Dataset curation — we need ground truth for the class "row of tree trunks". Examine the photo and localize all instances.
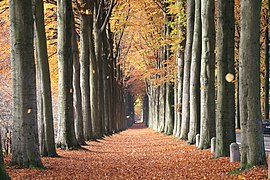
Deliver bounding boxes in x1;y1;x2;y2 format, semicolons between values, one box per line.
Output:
145;0;267;170
7;0;130;172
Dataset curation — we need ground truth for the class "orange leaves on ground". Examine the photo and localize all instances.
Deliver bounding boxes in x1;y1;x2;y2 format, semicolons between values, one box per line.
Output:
6;123;268;179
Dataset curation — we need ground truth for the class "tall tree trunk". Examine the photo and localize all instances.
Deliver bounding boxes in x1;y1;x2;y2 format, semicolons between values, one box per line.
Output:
72;17;86;145
265;5;269;120
174;0;185;138
215;0;235;158
89;23;100;139
34;0;57;157
56;0;80;149
102;28;110;134
80;0;93;141
239;0;266;169
10;0;43;168
188;0;201;144
199;0;215;150
180;0;195;140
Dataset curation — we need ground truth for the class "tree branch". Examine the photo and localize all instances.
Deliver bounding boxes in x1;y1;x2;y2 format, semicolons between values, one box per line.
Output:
100;0;116;32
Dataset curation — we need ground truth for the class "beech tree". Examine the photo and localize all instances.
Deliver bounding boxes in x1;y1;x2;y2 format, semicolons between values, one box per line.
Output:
10;0;43;167
239;0;266;169
264;2;270;120
56;0;80;149
34;0;58;157
180;0;195;140
0;132;10;179
187;0;201;144
199;0;215;150
72;15;86;145
215;0;235;158
79;0;93;141
173;0;185;138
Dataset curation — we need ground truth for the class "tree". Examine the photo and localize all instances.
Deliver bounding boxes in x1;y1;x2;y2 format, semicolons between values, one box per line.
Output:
0;132;10;179
187;0;201;144
199;0;215;150
215;0;235;158
180;0;195;140
10;0;43;167
173;0;185;138
239;0;266;169
34;0;58;157
79;0;93;140
264;2;270;120
163;2;174;135
56;0;80;149
72;14;86;145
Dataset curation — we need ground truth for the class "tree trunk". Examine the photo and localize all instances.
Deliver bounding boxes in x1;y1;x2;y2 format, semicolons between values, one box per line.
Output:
239;0;266;169
174;0;185;138
72;16;86;145
158;85;165;132
164;82;174;135
80;0;93;141
34;0;57;157
56;0;80;149
188;0;201;144
265;6;269;120
215;0;235;158
199;0;215;150
10;0;43;168
37;77;47;156
180;0;195;140
0;132;10;180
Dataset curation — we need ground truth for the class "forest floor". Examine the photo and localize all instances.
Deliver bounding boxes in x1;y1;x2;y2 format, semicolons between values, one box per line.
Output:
5;123;268;179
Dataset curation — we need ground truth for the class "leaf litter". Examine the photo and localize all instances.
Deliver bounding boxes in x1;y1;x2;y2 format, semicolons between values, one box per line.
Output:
5;123;268;179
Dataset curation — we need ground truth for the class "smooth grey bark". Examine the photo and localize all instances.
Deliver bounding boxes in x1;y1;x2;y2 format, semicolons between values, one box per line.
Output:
215;0;236;158
235;76;241;129
265;6;269;120
37;76;47;156
102;28;110;134
158;85;165;132
163;2;174;135
89;23;100;139
56;0;80;149
174;50;184;137
164;82;174;135
199;0;215;150
143;94;149;126
187;0;201;144
0;132;10;180
239;0;266;169
80;0;93;141
72;17;86;145
180;0;195;140
91;0;115;138
34;0;57;157
10;0;43;168
174;0;185;138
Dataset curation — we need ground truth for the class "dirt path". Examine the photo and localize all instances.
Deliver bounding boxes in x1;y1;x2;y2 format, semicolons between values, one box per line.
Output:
7;123;267;179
